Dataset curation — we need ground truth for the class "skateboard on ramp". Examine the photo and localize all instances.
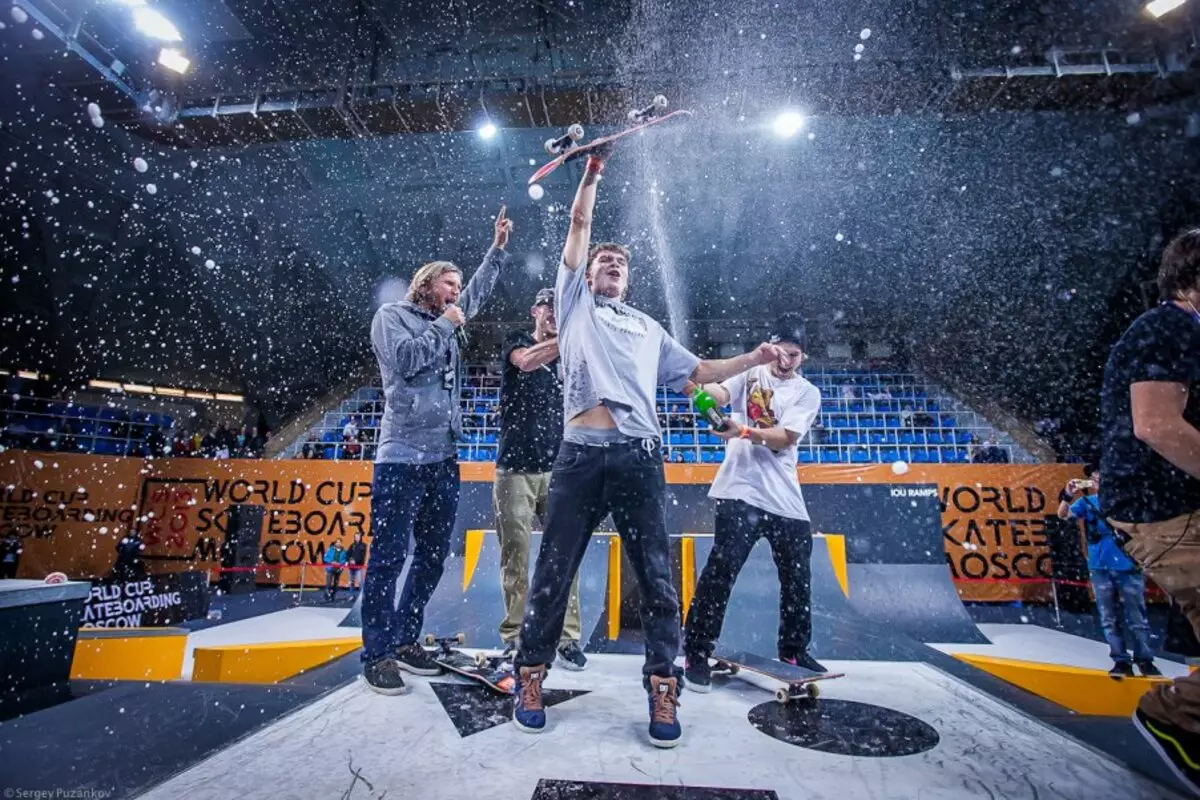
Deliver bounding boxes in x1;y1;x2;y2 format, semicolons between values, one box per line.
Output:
711;648;843;703
528;95;692;185
424;633;516;695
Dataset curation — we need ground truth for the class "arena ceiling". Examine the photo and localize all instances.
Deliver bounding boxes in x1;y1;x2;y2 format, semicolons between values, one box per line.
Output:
2;0;1199;433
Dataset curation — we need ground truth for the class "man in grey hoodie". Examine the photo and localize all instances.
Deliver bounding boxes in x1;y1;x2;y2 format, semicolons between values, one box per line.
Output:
361;206;513;694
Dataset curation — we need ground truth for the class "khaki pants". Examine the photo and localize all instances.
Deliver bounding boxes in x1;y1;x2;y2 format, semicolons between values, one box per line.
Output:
494;469;582;645
1112;509;1200;733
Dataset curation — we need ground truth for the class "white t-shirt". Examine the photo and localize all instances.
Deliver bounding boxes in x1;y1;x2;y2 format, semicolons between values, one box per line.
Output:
555;258;700;440
708;366;821;521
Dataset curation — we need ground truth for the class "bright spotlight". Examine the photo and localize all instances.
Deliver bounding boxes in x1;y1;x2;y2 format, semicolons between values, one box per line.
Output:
773;111;805;138
478;122;498;139
157;47;190;73
1146;0;1189;17
133;7;181;42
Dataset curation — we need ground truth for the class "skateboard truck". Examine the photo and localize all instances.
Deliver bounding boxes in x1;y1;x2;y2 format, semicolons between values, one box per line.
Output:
627;94;669;123
544;123;585;156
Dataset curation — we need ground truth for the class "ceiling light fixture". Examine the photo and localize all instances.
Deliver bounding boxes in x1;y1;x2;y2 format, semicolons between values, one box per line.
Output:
773;111;806;138
133;7;181;42
1146;0;1189;18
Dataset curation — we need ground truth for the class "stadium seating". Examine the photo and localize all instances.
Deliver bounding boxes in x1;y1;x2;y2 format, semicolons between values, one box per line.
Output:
285;366;1026;464
0;395;175;457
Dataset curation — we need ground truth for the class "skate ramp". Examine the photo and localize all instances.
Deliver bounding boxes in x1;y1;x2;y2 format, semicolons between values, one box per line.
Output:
690;535;932;661
341;532;608;648
847;563;990;644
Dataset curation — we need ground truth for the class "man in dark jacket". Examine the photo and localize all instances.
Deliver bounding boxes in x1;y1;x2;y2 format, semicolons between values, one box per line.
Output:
347;532;368;598
0;532;22;579
361;206;512;694
324;541;349;602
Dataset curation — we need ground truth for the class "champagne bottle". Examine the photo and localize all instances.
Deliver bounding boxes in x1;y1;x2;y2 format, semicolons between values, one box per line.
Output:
687;382;730;431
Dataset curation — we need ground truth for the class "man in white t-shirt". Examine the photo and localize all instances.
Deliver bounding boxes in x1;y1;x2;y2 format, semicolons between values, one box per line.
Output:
510;142;782;749
682;313;825;692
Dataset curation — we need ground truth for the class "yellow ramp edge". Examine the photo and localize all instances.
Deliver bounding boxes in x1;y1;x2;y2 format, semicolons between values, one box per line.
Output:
821;533;849;596
192;637;362;684
71;629;188;681
680;536;696;623
955;653;1172;716
607;536;622;640
462;528;485;591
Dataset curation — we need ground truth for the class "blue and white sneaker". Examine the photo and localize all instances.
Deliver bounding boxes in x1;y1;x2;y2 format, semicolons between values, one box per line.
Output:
513;665;547;733
647;675;682;748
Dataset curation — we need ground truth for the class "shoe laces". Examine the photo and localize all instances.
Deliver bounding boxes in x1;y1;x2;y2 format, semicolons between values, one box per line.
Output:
651;678;679;725
520;667;544;710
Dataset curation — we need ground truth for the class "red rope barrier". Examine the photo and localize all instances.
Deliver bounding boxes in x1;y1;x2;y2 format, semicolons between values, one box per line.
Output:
952;576;1092;588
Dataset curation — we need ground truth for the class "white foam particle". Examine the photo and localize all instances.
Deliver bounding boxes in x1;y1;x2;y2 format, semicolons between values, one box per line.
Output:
891;460;909;475
90;115;104;128
205;259;215;269
133;157;148;173
860;27;871;40
87;102;101;119
528;183;544;201
191;246;202;255
835;232;844;241
31;28;44;40
145;183;157;195
11;6;28;23
855;43;864;53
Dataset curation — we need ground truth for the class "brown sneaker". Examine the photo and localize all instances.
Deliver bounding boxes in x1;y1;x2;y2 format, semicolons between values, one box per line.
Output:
513;665;546;733
647;675;682;748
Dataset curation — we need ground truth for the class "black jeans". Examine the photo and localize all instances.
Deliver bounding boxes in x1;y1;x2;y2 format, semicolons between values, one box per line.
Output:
684;499;814;660
361;459;460;663
516;439;681;680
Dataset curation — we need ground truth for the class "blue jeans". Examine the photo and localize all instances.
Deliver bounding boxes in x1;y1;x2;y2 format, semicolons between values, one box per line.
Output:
361;459;460;664
1091;569;1155;664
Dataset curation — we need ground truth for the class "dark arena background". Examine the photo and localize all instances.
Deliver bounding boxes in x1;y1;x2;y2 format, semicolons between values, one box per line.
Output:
1;1;1199;798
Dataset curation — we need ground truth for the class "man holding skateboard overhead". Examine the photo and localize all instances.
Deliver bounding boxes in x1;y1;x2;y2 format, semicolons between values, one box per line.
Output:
681;314;825;692
361;206;513;696
511;141;783;748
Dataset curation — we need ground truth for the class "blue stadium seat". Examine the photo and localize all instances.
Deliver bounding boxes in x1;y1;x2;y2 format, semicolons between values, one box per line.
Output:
484;432;497;444
831;416;849;428
682;451;697;463
910;448;931;463
927;400;940;411
798;450;814;464
714;450;725;463
322;431;339;443
925;432;943;445
668;433;682;446
885;415;901;428
880;448;900;463
679;433;695;445
940;415;957;428
850;448;871;463
457;448;470;461
838;431;859;446
820;449;842;464
956;430;975;445
898;431;915;445
701;450;716;463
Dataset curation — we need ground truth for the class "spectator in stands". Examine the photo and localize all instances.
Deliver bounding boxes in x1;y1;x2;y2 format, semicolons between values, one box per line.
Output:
493;288;587;670
344;416;359;442
899;404;914;428
301;433;320;460
509;145;781;748
0;531;22;579
972;434;1008;464
1057;467;1160;678
1100;228;1200;790
324;540;348;602
683;313;826;692
347;532;367;598
360;205;512;694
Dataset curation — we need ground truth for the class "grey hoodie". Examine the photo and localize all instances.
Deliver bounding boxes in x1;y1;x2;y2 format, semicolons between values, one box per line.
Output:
371;246;509;464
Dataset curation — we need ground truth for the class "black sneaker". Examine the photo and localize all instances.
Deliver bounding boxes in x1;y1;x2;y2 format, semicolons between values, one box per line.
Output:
1109;661;1135;680
395;643;442;676
684;655;712;694
1133;706;1200;795
1137;660;1164;678
783;652;828;674
556;641;588;671
363;658;410;695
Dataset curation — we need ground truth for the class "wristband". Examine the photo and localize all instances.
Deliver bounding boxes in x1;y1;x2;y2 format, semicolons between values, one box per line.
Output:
585;156;605;175
739;426;752;441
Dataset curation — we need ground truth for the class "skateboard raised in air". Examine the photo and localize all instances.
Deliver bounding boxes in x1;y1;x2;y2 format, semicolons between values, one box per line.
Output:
711;648;843;703
528;95;692;185
424;633;516;695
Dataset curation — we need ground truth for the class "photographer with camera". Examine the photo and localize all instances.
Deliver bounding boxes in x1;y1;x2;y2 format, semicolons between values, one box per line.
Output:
1057;466;1160;679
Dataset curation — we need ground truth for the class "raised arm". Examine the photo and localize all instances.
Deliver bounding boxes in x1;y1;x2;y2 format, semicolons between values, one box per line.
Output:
562;154;607;272
457;205;513;320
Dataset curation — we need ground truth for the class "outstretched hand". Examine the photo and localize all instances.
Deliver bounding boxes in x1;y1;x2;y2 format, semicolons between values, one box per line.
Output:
751;342;782;366
493;205;513;249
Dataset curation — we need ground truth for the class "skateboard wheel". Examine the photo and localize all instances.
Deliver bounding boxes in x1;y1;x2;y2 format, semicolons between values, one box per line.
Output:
774;687;789;704
544;138;559;155
567;123;584;140
454;632;465;644
653;94;668;108
474;652;487;667
808;684;820;699
423;634;435;646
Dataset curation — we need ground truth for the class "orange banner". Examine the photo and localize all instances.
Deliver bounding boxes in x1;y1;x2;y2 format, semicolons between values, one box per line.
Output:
0;451;1078;602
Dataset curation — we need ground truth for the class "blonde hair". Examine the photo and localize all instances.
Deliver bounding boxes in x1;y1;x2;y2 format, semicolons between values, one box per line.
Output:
407;260;460;305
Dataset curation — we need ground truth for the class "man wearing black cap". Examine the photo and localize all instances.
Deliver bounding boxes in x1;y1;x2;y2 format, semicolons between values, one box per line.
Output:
682;313;825;691
494;288;587;670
